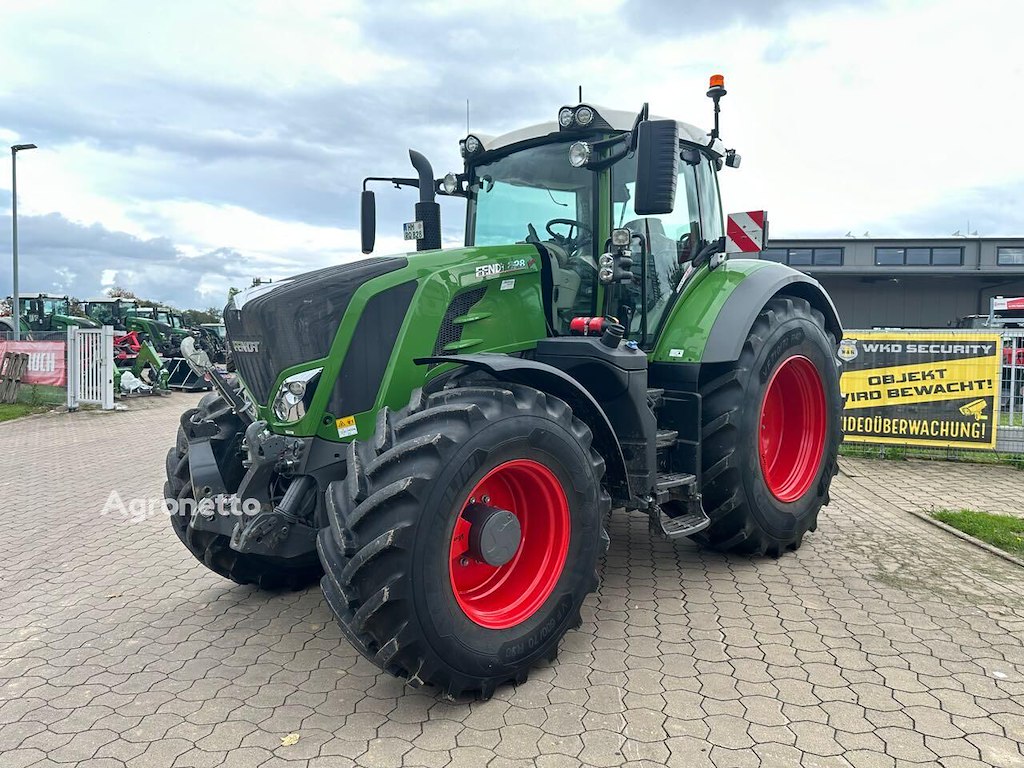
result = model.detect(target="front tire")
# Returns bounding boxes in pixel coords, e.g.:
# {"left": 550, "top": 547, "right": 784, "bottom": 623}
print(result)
{"left": 698, "top": 296, "right": 841, "bottom": 556}
{"left": 318, "top": 380, "right": 609, "bottom": 699}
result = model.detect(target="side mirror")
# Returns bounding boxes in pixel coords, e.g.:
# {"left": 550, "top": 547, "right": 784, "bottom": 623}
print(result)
{"left": 360, "top": 190, "right": 376, "bottom": 254}
{"left": 634, "top": 119, "right": 678, "bottom": 215}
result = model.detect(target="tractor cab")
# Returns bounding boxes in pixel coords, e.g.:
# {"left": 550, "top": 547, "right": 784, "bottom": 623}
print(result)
{"left": 84, "top": 298, "right": 139, "bottom": 329}
{"left": 361, "top": 93, "right": 751, "bottom": 351}
{"left": 23, "top": 294, "right": 69, "bottom": 330}
{"left": 455, "top": 106, "right": 726, "bottom": 344}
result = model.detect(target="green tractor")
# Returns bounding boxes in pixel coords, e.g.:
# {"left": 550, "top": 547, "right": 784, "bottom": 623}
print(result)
{"left": 83, "top": 297, "right": 140, "bottom": 329}
{"left": 122, "top": 305, "right": 191, "bottom": 358}
{"left": 166, "top": 78, "right": 843, "bottom": 698}
{"left": 1, "top": 293, "right": 99, "bottom": 337}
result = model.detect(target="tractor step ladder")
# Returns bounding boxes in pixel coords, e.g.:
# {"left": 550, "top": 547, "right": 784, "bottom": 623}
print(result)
{"left": 652, "top": 472, "right": 711, "bottom": 539}
{"left": 646, "top": 387, "right": 665, "bottom": 410}
{"left": 655, "top": 428, "right": 679, "bottom": 450}
{"left": 67, "top": 326, "right": 115, "bottom": 410}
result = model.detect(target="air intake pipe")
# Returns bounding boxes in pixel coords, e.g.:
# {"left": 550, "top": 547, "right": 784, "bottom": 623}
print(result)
{"left": 409, "top": 150, "right": 441, "bottom": 251}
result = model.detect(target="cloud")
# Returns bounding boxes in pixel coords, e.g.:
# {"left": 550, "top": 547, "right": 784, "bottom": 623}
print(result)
{"left": 0, "top": 208, "right": 252, "bottom": 307}
{"left": 0, "top": 0, "right": 1021, "bottom": 311}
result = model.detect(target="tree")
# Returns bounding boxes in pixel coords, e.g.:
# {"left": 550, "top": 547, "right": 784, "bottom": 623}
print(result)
{"left": 181, "top": 307, "right": 223, "bottom": 326}
{"left": 105, "top": 285, "right": 139, "bottom": 299}
{"left": 67, "top": 297, "right": 89, "bottom": 317}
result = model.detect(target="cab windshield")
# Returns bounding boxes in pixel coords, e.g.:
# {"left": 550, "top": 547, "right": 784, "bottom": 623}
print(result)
{"left": 86, "top": 301, "right": 136, "bottom": 324}
{"left": 470, "top": 141, "right": 597, "bottom": 330}
{"left": 23, "top": 297, "right": 68, "bottom": 316}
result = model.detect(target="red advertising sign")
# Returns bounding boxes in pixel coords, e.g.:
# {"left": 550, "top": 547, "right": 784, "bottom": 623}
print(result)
{"left": 0, "top": 341, "right": 67, "bottom": 386}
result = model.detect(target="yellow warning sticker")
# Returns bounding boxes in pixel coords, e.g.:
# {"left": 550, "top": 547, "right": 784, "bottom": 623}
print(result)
{"left": 335, "top": 415, "right": 357, "bottom": 439}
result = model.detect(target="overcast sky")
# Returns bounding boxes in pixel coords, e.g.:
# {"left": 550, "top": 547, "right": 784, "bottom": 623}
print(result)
{"left": 1, "top": 0, "right": 1023, "bottom": 309}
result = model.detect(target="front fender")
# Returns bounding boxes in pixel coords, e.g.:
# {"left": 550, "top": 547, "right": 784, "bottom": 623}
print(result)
{"left": 416, "top": 353, "right": 631, "bottom": 503}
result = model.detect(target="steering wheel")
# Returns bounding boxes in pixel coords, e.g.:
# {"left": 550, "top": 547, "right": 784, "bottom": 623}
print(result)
{"left": 545, "top": 218, "right": 591, "bottom": 245}
{"left": 544, "top": 219, "right": 592, "bottom": 261}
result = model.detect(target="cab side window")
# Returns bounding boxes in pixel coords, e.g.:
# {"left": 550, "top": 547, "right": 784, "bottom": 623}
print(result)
{"left": 695, "top": 157, "right": 723, "bottom": 243}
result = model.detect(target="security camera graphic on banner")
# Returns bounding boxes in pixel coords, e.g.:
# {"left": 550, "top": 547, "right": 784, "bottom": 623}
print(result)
{"left": 958, "top": 398, "right": 989, "bottom": 422}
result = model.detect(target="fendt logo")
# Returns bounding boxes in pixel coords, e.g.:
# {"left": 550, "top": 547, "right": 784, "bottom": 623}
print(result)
{"left": 232, "top": 340, "right": 261, "bottom": 353}
{"left": 475, "top": 258, "right": 533, "bottom": 279}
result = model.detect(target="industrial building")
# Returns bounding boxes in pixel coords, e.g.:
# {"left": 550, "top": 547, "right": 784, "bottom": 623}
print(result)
{"left": 759, "top": 237, "right": 1024, "bottom": 329}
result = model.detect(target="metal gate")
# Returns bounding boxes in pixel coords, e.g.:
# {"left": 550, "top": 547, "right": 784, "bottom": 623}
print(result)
{"left": 999, "top": 329, "right": 1024, "bottom": 453}
{"left": 67, "top": 326, "right": 115, "bottom": 410}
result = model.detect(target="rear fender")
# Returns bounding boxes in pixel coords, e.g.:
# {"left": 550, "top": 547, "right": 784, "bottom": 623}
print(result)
{"left": 702, "top": 264, "right": 843, "bottom": 363}
{"left": 416, "top": 354, "right": 631, "bottom": 503}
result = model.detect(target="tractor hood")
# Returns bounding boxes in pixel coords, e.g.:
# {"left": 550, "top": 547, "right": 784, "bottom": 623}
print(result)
{"left": 224, "top": 256, "right": 408, "bottom": 404}
{"left": 223, "top": 243, "right": 547, "bottom": 416}
{"left": 61, "top": 314, "right": 99, "bottom": 329}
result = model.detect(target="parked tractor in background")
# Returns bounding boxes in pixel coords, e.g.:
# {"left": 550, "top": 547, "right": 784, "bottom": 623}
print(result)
{"left": 123, "top": 305, "right": 191, "bottom": 359}
{"left": 80, "top": 298, "right": 171, "bottom": 394}
{"left": 166, "top": 77, "right": 843, "bottom": 698}
{"left": 1, "top": 293, "right": 98, "bottom": 338}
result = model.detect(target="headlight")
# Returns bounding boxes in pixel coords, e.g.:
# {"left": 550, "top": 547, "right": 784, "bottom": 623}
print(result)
{"left": 568, "top": 141, "right": 591, "bottom": 168}
{"left": 611, "top": 228, "right": 632, "bottom": 247}
{"left": 575, "top": 105, "right": 594, "bottom": 126}
{"left": 558, "top": 107, "right": 574, "bottom": 128}
{"left": 442, "top": 172, "right": 459, "bottom": 194}
{"left": 273, "top": 368, "right": 322, "bottom": 423}
{"left": 464, "top": 134, "right": 482, "bottom": 155}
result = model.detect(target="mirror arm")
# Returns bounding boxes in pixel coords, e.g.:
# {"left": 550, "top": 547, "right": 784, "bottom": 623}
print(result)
{"left": 586, "top": 141, "right": 632, "bottom": 171}
{"left": 691, "top": 237, "right": 726, "bottom": 271}
{"left": 362, "top": 176, "right": 420, "bottom": 191}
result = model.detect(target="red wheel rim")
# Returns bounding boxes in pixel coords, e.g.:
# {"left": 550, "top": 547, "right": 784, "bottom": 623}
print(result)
{"left": 758, "top": 355, "right": 827, "bottom": 503}
{"left": 448, "top": 459, "right": 570, "bottom": 629}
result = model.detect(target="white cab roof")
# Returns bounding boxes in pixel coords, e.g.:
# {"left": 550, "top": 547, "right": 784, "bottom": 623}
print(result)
{"left": 481, "top": 105, "right": 725, "bottom": 156}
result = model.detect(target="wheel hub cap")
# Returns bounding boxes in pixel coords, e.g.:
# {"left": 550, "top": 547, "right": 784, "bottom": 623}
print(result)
{"left": 465, "top": 503, "right": 522, "bottom": 567}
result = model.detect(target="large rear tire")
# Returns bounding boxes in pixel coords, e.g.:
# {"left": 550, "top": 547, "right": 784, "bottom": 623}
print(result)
{"left": 697, "top": 296, "right": 841, "bottom": 556}
{"left": 318, "top": 380, "right": 609, "bottom": 699}
{"left": 164, "top": 389, "right": 322, "bottom": 589}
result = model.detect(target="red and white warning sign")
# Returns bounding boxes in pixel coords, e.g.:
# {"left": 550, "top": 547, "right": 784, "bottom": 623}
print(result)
{"left": 725, "top": 210, "right": 767, "bottom": 254}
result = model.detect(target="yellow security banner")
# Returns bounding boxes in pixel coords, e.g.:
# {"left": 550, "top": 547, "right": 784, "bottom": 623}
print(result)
{"left": 838, "top": 331, "right": 1001, "bottom": 449}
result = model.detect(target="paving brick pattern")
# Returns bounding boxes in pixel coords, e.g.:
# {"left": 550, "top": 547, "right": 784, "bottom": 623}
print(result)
{"left": 1, "top": 397, "right": 1023, "bottom": 767}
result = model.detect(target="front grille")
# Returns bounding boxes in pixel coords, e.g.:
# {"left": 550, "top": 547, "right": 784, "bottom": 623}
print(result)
{"left": 224, "top": 257, "right": 407, "bottom": 404}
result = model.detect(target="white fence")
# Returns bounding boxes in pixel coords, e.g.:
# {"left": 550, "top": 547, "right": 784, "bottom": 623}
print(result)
{"left": 67, "top": 326, "right": 115, "bottom": 410}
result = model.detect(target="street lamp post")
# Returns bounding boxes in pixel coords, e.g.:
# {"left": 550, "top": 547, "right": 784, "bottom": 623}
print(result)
{"left": 10, "top": 143, "right": 37, "bottom": 341}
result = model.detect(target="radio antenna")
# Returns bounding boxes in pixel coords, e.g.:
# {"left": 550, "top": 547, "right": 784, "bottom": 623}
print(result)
{"left": 578, "top": 85, "right": 582, "bottom": 102}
